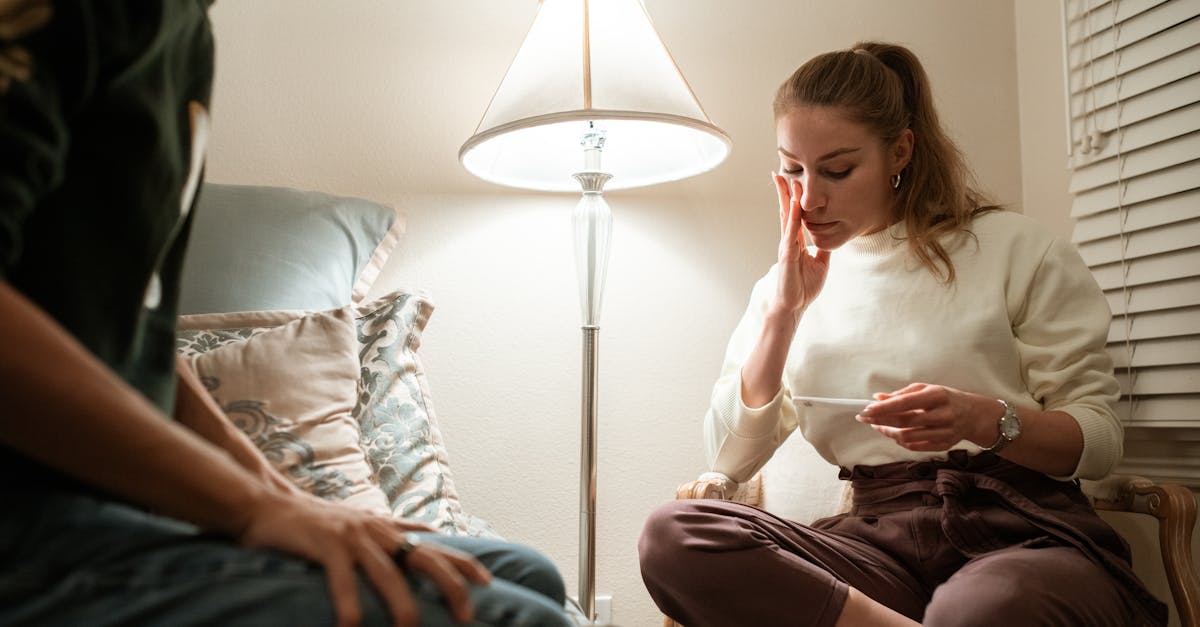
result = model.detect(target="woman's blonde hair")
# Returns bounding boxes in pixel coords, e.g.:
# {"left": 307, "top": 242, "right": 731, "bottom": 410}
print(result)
{"left": 773, "top": 41, "right": 997, "bottom": 282}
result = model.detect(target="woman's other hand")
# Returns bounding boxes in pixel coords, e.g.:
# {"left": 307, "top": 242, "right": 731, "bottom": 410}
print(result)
{"left": 771, "top": 172, "right": 831, "bottom": 324}
{"left": 237, "top": 493, "right": 491, "bottom": 627}
{"left": 855, "top": 382, "right": 999, "bottom": 452}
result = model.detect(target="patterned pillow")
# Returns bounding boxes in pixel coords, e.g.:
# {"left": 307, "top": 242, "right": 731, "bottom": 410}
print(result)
{"left": 177, "top": 290, "right": 500, "bottom": 538}
{"left": 184, "top": 306, "right": 390, "bottom": 513}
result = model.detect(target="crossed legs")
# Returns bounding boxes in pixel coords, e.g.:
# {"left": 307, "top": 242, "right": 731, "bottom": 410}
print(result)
{"left": 638, "top": 499, "right": 1138, "bottom": 627}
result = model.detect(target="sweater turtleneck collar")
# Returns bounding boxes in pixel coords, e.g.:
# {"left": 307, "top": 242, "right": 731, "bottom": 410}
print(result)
{"left": 844, "top": 220, "right": 907, "bottom": 257}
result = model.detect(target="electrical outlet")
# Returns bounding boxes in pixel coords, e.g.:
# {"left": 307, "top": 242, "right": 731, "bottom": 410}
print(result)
{"left": 594, "top": 594, "right": 612, "bottom": 625}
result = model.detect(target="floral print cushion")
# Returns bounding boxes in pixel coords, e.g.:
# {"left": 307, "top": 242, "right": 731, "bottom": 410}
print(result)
{"left": 177, "top": 290, "right": 501, "bottom": 538}
{"left": 184, "top": 307, "right": 390, "bottom": 513}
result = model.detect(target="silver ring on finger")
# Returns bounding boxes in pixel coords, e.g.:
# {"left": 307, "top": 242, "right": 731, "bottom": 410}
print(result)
{"left": 394, "top": 532, "right": 421, "bottom": 565}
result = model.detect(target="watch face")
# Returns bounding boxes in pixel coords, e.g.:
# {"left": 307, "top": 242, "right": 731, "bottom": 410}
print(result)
{"left": 1001, "top": 414, "right": 1022, "bottom": 439}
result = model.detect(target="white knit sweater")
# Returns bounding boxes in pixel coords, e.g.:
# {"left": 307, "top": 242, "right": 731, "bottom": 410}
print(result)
{"left": 704, "top": 211, "right": 1122, "bottom": 482}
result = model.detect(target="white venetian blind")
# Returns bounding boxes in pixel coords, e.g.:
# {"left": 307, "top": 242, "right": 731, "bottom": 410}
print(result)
{"left": 1063, "top": 0, "right": 1200, "bottom": 427}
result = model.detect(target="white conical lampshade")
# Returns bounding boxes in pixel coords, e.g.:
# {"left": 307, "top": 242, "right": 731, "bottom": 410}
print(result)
{"left": 459, "top": 0, "right": 731, "bottom": 192}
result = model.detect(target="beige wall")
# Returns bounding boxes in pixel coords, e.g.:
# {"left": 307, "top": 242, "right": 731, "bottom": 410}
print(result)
{"left": 1014, "top": 0, "right": 1075, "bottom": 238}
{"left": 202, "top": 2, "right": 1063, "bottom": 625}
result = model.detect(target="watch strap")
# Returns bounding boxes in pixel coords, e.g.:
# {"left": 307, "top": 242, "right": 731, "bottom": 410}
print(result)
{"left": 981, "top": 399, "right": 1017, "bottom": 452}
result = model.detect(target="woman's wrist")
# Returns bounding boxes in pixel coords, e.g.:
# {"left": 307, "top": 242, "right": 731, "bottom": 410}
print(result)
{"left": 971, "top": 395, "right": 1006, "bottom": 447}
{"left": 226, "top": 477, "right": 295, "bottom": 541}
{"left": 739, "top": 307, "right": 800, "bottom": 409}
{"left": 764, "top": 303, "right": 803, "bottom": 331}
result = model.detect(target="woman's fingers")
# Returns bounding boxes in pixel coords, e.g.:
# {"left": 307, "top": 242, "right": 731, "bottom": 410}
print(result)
{"left": 857, "top": 409, "right": 925, "bottom": 428}
{"left": 406, "top": 545, "right": 481, "bottom": 624}
{"left": 863, "top": 383, "right": 936, "bottom": 416}
{"left": 872, "top": 424, "right": 954, "bottom": 443}
{"left": 860, "top": 383, "right": 994, "bottom": 451}
{"left": 356, "top": 540, "right": 420, "bottom": 627}
{"left": 382, "top": 527, "right": 489, "bottom": 623}
{"left": 770, "top": 171, "right": 830, "bottom": 312}
{"left": 772, "top": 171, "right": 790, "bottom": 234}
{"left": 870, "top": 424, "right": 958, "bottom": 452}
{"left": 405, "top": 539, "right": 490, "bottom": 587}
{"left": 435, "top": 544, "right": 492, "bottom": 586}
{"left": 321, "top": 552, "right": 366, "bottom": 627}
{"left": 336, "top": 518, "right": 484, "bottom": 627}
{"left": 238, "top": 495, "right": 457, "bottom": 627}
{"left": 785, "top": 179, "right": 803, "bottom": 248}
{"left": 771, "top": 172, "right": 805, "bottom": 251}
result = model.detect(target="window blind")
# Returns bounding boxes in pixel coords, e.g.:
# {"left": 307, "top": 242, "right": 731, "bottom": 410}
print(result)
{"left": 1063, "top": 0, "right": 1200, "bottom": 427}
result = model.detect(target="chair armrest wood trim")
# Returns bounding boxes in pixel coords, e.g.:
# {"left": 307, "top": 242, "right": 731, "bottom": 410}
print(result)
{"left": 1093, "top": 478, "right": 1198, "bottom": 627}
{"left": 675, "top": 472, "right": 763, "bottom": 506}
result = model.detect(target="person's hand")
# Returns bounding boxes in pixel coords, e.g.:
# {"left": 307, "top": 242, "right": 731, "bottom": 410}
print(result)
{"left": 0, "top": 0, "right": 52, "bottom": 94}
{"left": 770, "top": 172, "right": 831, "bottom": 323}
{"left": 237, "top": 492, "right": 491, "bottom": 627}
{"left": 855, "top": 383, "right": 1000, "bottom": 452}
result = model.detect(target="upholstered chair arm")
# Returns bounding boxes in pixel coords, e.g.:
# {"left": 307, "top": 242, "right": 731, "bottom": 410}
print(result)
{"left": 1087, "top": 475, "right": 1198, "bottom": 627}
{"left": 675, "top": 471, "right": 762, "bottom": 506}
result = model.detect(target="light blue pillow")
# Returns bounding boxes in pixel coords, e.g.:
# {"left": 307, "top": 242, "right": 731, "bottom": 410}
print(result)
{"left": 179, "top": 183, "right": 403, "bottom": 314}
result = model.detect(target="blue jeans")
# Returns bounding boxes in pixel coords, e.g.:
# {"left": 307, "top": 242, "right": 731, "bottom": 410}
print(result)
{"left": 0, "top": 492, "right": 574, "bottom": 626}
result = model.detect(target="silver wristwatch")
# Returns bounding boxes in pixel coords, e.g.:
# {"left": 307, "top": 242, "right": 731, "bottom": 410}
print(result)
{"left": 981, "top": 399, "right": 1021, "bottom": 452}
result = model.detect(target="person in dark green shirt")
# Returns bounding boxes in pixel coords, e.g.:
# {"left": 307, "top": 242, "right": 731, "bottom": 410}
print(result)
{"left": 0, "top": 3, "right": 572, "bottom": 625}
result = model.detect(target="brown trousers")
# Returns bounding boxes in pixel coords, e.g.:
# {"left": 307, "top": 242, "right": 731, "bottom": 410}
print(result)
{"left": 639, "top": 452, "right": 1167, "bottom": 627}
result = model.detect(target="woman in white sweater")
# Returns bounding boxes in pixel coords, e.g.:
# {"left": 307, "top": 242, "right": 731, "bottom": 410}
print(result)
{"left": 639, "top": 41, "right": 1167, "bottom": 627}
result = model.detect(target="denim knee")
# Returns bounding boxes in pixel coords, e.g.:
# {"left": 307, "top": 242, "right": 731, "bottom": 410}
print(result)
{"left": 421, "top": 535, "right": 566, "bottom": 605}
{"left": 501, "top": 544, "right": 566, "bottom": 605}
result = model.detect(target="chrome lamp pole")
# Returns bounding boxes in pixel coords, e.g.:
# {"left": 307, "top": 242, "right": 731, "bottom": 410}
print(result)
{"left": 572, "top": 127, "right": 612, "bottom": 622}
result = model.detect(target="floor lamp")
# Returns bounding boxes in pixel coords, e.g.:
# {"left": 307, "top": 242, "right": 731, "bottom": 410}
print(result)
{"left": 458, "top": 0, "right": 729, "bottom": 621}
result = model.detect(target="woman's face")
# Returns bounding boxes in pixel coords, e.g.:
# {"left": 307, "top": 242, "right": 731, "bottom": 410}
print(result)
{"left": 775, "top": 105, "right": 911, "bottom": 250}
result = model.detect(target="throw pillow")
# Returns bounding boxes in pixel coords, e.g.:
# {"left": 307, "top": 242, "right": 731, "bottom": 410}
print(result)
{"left": 184, "top": 306, "right": 390, "bottom": 513}
{"left": 178, "top": 183, "right": 405, "bottom": 315}
{"left": 354, "top": 290, "right": 499, "bottom": 537}
{"left": 177, "top": 290, "right": 501, "bottom": 538}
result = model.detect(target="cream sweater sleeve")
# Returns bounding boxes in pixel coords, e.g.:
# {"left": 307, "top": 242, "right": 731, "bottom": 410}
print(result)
{"left": 703, "top": 265, "right": 799, "bottom": 482}
{"left": 1013, "top": 235, "right": 1123, "bottom": 480}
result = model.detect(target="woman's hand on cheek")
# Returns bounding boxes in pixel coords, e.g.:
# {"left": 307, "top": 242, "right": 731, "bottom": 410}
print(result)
{"left": 855, "top": 383, "right": 996, "bottom": 452}
{"left": 770, "top": 172, "right": 831, "bottom": 322}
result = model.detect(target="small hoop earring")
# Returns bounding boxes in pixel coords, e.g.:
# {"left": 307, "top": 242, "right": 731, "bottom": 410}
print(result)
{"left": 890, "top": 172, "right": 902, "bottom": 190}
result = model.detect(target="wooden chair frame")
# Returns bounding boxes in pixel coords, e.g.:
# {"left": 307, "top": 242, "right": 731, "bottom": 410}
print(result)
{"left": 664, "top": 472, "right": 1197, "bottom": 627}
